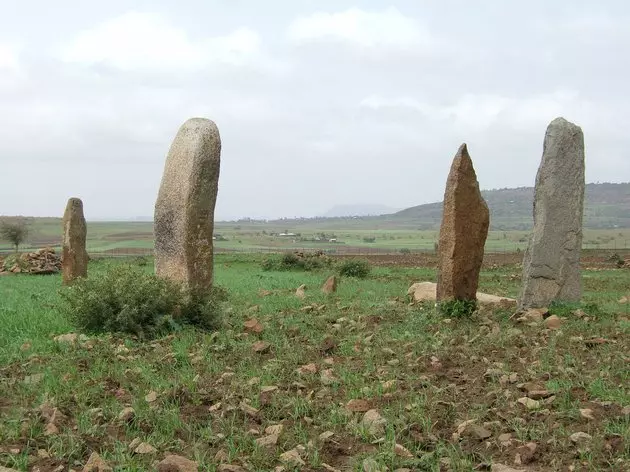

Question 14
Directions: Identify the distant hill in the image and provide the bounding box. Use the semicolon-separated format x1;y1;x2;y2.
395;182;630;230
323;204;400;218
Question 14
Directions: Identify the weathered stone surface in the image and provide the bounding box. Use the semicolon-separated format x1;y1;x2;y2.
520;117;585;309
82;452;113;472
436;144;489;301
154;118;221;291
321;275;337;294
156;455;198;472
62;198;88;285
407;282;515;306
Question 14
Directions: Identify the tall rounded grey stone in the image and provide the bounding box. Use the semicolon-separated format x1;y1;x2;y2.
154;118;221;291
62;197;88;285
519;117;585;309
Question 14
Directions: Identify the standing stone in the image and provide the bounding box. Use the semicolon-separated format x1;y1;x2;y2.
154;118;221;291
62;197;88;285
321;275;337;294
519;117;585;309
436;144;489;302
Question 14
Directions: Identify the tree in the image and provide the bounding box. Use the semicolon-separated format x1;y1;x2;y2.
0;219;29;252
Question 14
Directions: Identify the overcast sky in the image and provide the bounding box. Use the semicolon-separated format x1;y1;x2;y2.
0;1;627;220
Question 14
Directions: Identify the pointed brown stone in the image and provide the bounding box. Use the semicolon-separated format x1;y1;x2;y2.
62;197;88;285
154;118;221;291
321;275;337;294
436;144;489;302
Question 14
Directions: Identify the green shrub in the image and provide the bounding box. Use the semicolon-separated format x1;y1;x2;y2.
261;252;333;272
59;265;226;339
399;248;411;254
337;259;371;278
438;299;477;318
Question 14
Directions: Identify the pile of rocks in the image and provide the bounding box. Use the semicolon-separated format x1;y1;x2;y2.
1;248;62;275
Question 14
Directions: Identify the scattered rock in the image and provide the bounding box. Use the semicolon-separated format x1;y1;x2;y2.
466;425;492;441
527;390;552;400
252;341;271;354
239;402;259;418
544;315;562;330
145;391;158;403
243;318;264;334
393;443;414;457
133;442;157;455
579;408;595;420
408;281;514;306
516;308;548;323
320;369;339;386
295;284;306;299
156;455;198;472
118;407;135;423
346;399;372;412
296;363;318;375
514;442;537;465
361;409;387;436
218;466;247;472
517;397;540;410
319;431;335;442
255;433;279;447
279;448;305;466
321;275;337;294
491;465;527;472
569;431;592;444
362;458;385;472
54;333;79;344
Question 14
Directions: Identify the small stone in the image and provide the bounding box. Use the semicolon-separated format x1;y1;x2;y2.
321;275;337;294
82;452;112;472
319;431;335;442
243;318;264;334
128;438;142;451
514;442;537;465
362;458;385;472
156;455;198;472
218;466;246;472
239;401;259;418
498;433;512;444
118;407;135;422
569;432;592;444
134;442;157;454
296;363;318;375
279;449;305;466
265;424;284;436
295;284;306;299
252;341;271;354
466;425;492;441
517;397;540;410
145;391;158;403
54;333;79;344
214;450;229;463
361;409;387;436
491;465;526;472
322;464;341;472
346;399;372;412
527;390;552;400
393;443;413;457
544;315;562;330
255;434;279;447
320;369;338;385
579;408;595;420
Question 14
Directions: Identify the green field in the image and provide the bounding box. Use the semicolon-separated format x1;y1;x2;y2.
4;218;630;255
1;255;628;471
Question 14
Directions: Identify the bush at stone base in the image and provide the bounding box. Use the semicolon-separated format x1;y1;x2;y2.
337;259;371;279
59;265;226;339
437;299;477;318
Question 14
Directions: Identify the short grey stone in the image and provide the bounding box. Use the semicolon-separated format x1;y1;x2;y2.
519;117;585;309
154;118;221;291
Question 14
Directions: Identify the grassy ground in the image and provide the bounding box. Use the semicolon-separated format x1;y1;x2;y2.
0;255;629;471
